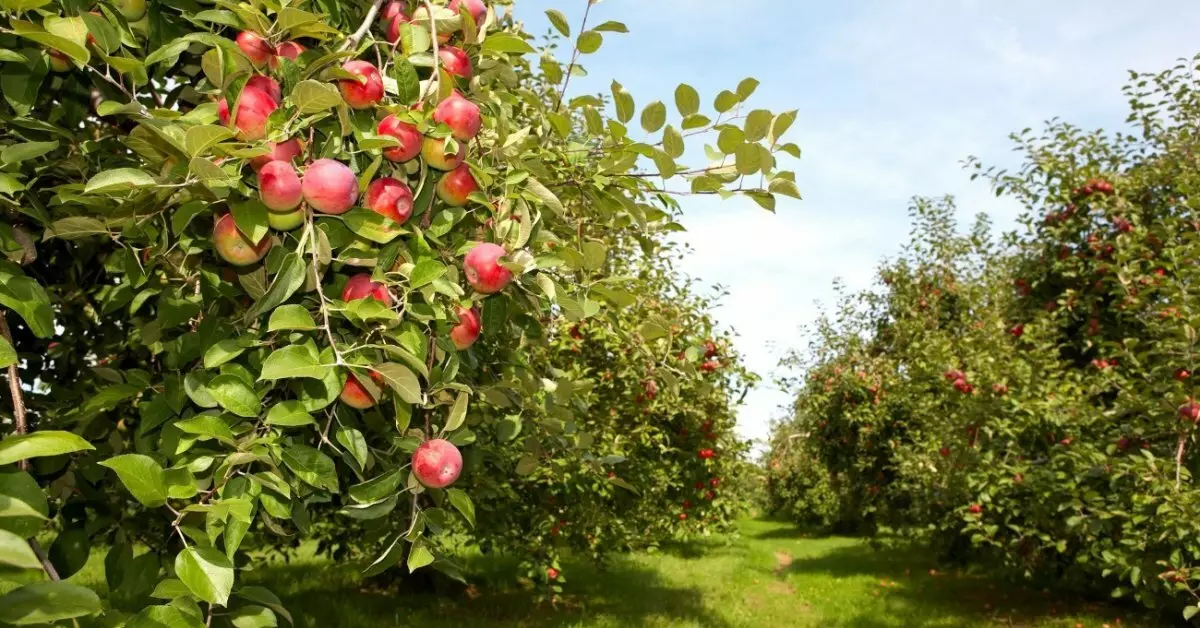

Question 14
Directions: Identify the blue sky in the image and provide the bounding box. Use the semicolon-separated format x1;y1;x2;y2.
515;0;1200;448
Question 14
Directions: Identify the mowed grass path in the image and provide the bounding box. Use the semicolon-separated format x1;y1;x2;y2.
243;518;1149;627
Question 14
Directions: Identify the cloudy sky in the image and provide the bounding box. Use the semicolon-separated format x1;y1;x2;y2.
516;0;1200;448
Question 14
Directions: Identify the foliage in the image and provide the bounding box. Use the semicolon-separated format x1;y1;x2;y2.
766;54;1200;622
0;0;797;623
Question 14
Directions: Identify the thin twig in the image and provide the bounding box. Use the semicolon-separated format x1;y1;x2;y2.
303;217;344;365
29;539;59;580
1177;433;1188;489
340;0;388;52
418;1;442;103
553;0;594;111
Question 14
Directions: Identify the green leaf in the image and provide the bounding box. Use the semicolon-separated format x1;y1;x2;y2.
184;125;235;156
281;445;339;492
409;259;446;288
231;200;270;246
126;605;206;628
582;241;608;271
576;31;602;54
769;110;797;144
407;542;434;572
100;454;168;507
349;469;403;503
1;141;58;165
0;264;55;337
445;391;468;433
736;77;760;100
175;416;236;445
230;605;277;628
236;587;292;626
0;431;93;466
0;528;41;570
525;177;564;215
47;217;109;240
207;374;262;418
291;80;344;114
84;168;156;194
175;546;234;606
0;0;53;11
265;400;315;427
268;304;317;331
446;488;475;528
0;335;15;368
481;33;535;55
373;363;421;404
663;125;684;159
744;109;773;143
545;9;571;37
245;253;306;323
47;527;88;580
0;471;49;538
342;208;404;244
735;143;761;175
714;90;739;113
672;84;700;117
641;101;666;133
496;415;522;442
203;338;246;369
0;582;102;625
259;345;326;380
593;20;629;33
515;455;537;476
390;56;420;105
335;426;368;471
611;81;634;124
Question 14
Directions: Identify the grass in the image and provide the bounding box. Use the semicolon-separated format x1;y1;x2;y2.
7;517;1153;627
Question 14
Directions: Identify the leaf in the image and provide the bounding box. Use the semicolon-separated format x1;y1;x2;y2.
0;336;15;368
496;415;522;442
611;81;634;124
207;374;262;418
0;582;102;625
245;253;306;323
640;101;667;134
47;527;88;579
1;141;58;165
409;259;446;288
445;391;468;433
0;471;49;538
349;469;403;504
236;587;293;626
407;542;434;572
515;455;537;476
230;605;277;628
47;217;109;240
126;605;205;628
545;9;570;37
259;345;325;380
736;77;760;99
231;200;270;246
265;401;315;427
362;533;405;577
268;305;317;331
743;109;773;143
663;125;685;159
576;31;602;54
100;454;168;507
713;90;739;114
175;546;234;606
335;426;368;471
525;177;564;215
175;416;236;445
342;208;404;244
373;363;421;404
281;445;339;492
582;241;608;271
390;56;420;105
203;339;246;369
446;488;475;528
84;168;156;194
0;431;93;466
481;33;535;55
735;143;761;175
593;20;629;33
184;125;235;156
291;80;344;114
0;0;53;11
0;265;55;337
0;529;41;569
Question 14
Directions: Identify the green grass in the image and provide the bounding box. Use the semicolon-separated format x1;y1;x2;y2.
9;517;1153;627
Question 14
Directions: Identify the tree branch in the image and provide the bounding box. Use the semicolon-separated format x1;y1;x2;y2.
553;0;594;111
418;1;442;102
340;0;388;52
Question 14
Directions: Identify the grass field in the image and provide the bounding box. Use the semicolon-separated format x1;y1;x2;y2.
8;517;1153;627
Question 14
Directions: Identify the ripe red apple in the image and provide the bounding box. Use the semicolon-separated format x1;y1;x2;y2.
700;360;719;373
992;383;1008;395
412;439;463;488
246;75;282;103
682;500;691;510
449;0;487;25
236;31;275;67
218;86;279;141
678;513;688;521
938;446;950;458
301;159;358;214
377;115;422;162
433;91;482;141
710;478;719;488
421;136;465;171
1179;401;1200;423
546;567;559;580
943;369;964;381
698;448;714;460
450;306;482;350
1113;217;1133;233
953;379;973;394
436;163;478;207
212;213;270;266
341;273;392;305
270;41;305;69
463;243;513;294
968;504;982;515
438;46;472;79
694;481;704;490
386;13;410;44
382;0;406;21
643;379;658;400
1008;324;1024;338
364;177;414;225
703;341;719;359
258;161;303;211
250;138;305;171
339;60;384;109
340;371;385;409
267;208;305;232
47;49;71;72
1175;368;1191;381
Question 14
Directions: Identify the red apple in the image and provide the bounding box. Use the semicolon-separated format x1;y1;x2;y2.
340;371;385;409
438;46;472;79
301;159;359;215
212;213;270;266
364;177;414;225
1008;324;1024;338
377;114;422;162
449;0;487;25
463;242;513;294
546;567;559;580
250;138;305;171
1179;401;1200;423
678;513;687;521
218;86;278;141
339;60;384;110
968;504;982;515
436;163;478;207
258;160;303;211
412;439;463;488
450;306;482;350
432;90;482;141
236;31;275;67
341;273;392;305
421;135;465;171
938;446;950;458
246;75;282;103
1176;368;1191;381
271;41;305;67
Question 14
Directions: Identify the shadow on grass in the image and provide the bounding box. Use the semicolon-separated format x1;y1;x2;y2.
779;543;1152;628
245;550;732;628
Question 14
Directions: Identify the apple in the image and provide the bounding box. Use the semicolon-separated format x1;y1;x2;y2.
272;41;305;67
364;177;414;225
339;60;384;109
678;513;687;521
436;163;478;207
382;1;406;21
710;478;719;488
250;138;305;171
340;371;385;409
953;379;973;394
432;90;482;141
968;504;982;515
412;439;463;488
546;567;559;580
438;46;472;79
421;136;465;171
212;213;270;266
449;0;487;25
47;49;71;72
938;446;950;458
218;85;278;141
1176;368;1191;381
643;379;658;400
1008;324;1024;338
698;448;714;460
341;273;392;305
1179;401;1200;423
463;242;513;294
411;6;453;44
113;0;147;21
450;306;482;350
700;360;719;373
267;208;305;232
246;75;282;102
236;31;275;67
301;159;359;214
377;114;422;162
257;160;303;211
703;341;719;359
